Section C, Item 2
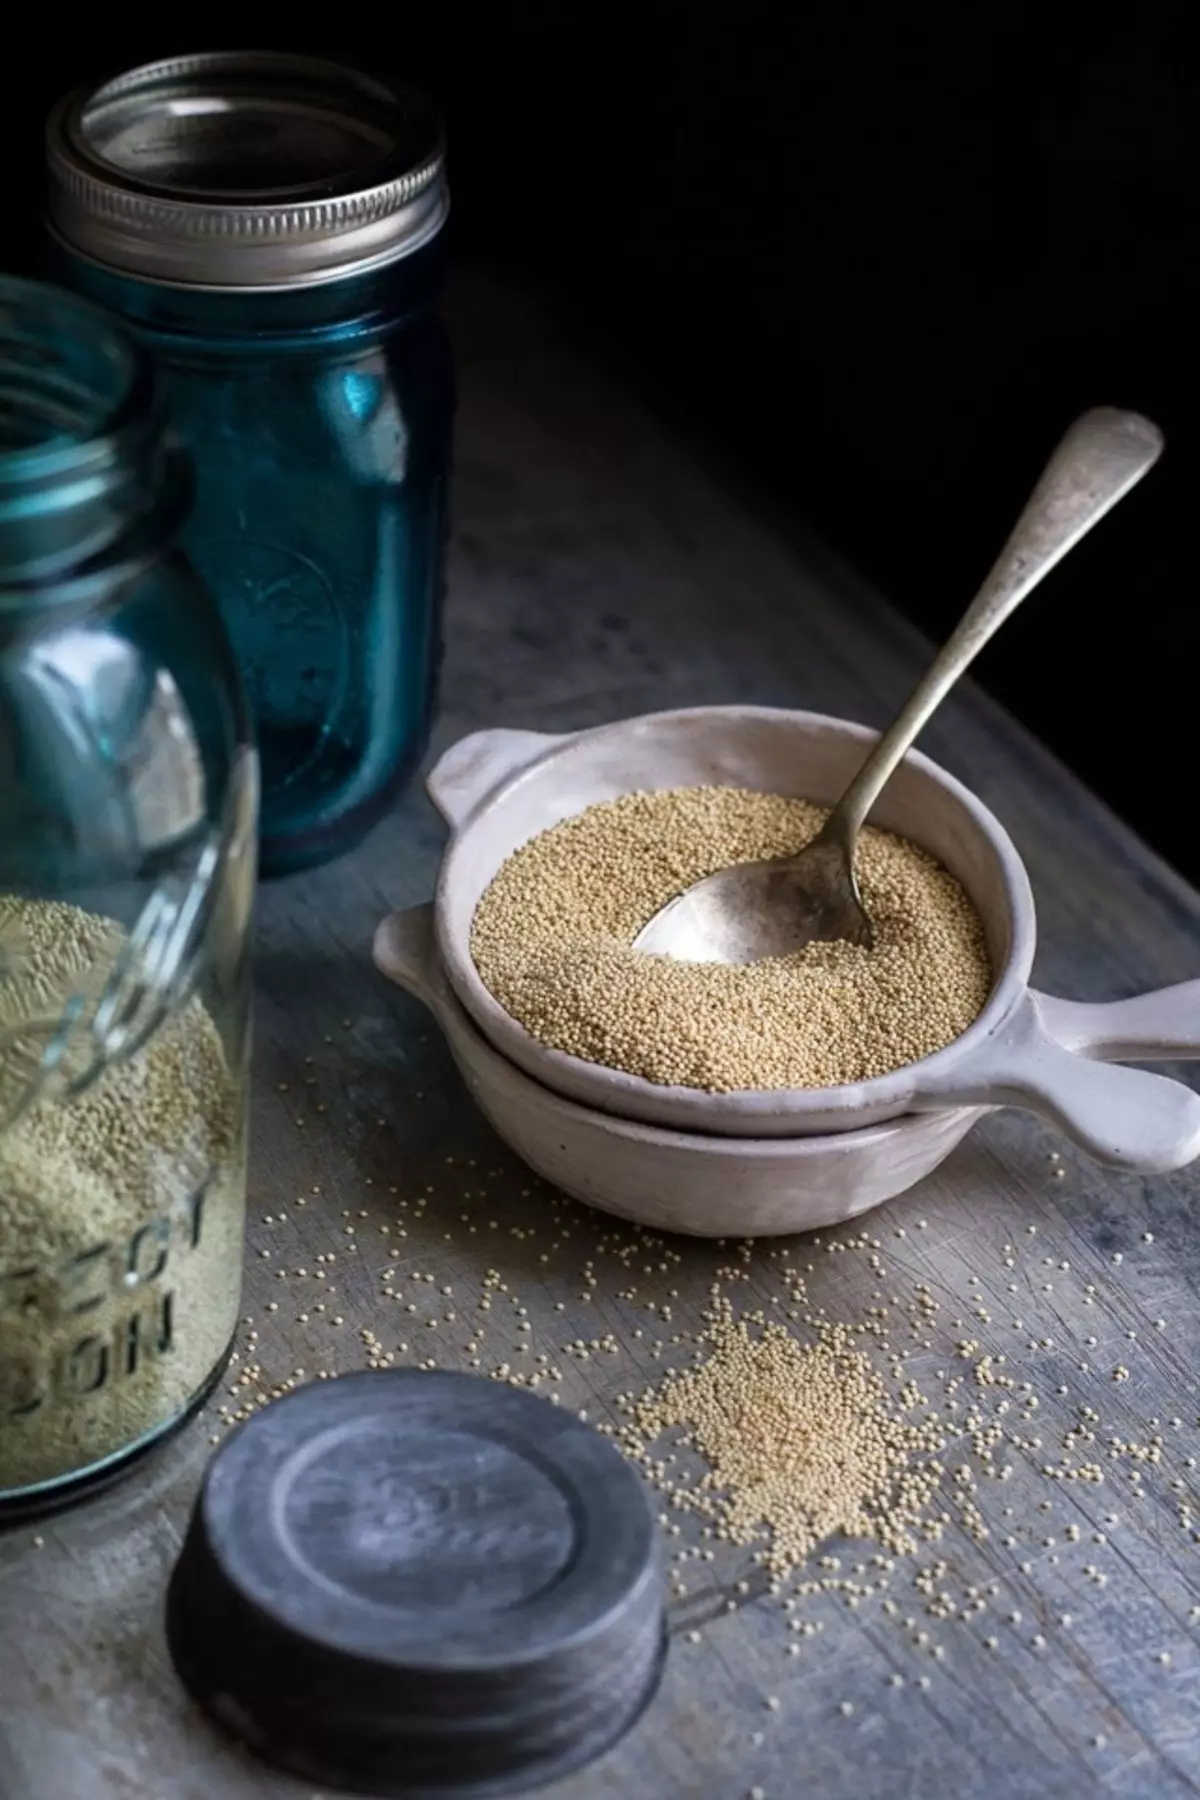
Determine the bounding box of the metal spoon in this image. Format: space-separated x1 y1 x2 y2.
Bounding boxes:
634 406 1163 964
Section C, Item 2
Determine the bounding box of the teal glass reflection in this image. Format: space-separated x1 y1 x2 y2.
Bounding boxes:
55 246 454 875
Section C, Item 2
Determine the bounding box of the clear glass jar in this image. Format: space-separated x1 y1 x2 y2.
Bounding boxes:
47 53 454 876
0 277 256 1518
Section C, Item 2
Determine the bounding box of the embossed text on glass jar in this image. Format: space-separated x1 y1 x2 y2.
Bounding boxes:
47 53 454 874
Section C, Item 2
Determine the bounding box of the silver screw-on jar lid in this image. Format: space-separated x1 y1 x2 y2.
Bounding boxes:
46 53 448 290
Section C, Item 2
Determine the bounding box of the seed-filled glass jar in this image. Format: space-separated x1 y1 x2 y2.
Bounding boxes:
47 53 453 875
0 277 256 1518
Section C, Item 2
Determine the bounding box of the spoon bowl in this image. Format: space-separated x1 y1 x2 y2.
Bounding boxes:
633 833 869 963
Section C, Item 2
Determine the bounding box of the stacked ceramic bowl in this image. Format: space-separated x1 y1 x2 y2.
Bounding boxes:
375 707 1200 1238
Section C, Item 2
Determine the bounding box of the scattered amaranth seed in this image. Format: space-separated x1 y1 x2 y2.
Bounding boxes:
620 1293 945 1575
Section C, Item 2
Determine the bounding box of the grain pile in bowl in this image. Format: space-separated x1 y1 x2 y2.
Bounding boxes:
470 786 991 1092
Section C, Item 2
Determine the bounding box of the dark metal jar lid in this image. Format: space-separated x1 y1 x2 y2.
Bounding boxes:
46 53 448 291
166 1369 666 1797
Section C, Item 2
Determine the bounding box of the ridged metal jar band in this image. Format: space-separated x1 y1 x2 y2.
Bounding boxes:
46 53 448 290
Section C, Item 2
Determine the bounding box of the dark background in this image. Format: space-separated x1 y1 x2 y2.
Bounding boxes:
6 42 1197 878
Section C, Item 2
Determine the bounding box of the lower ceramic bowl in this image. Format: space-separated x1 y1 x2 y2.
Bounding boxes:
375 903 990 1238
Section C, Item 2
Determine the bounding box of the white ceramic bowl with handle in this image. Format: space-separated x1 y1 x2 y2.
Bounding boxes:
429 706 1200 1171
374 903 988 1237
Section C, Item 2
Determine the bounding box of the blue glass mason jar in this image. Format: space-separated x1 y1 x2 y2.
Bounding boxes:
0 277 256 1518
46 53 453 875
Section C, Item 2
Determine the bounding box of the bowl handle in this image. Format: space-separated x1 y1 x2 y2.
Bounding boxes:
426 728 572 829
915 989 1200 1173
1034 980 1200 1060
373 903 453 1018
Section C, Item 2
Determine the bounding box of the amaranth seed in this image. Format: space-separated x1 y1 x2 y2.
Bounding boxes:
619 1294 947 1574
0 897 240 1493
471 786 990 1092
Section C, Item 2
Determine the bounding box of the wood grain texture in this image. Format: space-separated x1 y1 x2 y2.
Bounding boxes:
1 277 1199 1800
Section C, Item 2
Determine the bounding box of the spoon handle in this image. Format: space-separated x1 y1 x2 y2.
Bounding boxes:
827 406 1163 846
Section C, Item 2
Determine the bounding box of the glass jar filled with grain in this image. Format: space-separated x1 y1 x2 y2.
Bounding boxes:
0 277 257 1518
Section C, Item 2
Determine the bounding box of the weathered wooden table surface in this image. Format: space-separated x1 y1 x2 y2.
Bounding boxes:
3 280 1200 1800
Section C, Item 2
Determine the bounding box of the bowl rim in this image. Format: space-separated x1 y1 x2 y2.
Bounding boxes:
435 704 1037 1129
